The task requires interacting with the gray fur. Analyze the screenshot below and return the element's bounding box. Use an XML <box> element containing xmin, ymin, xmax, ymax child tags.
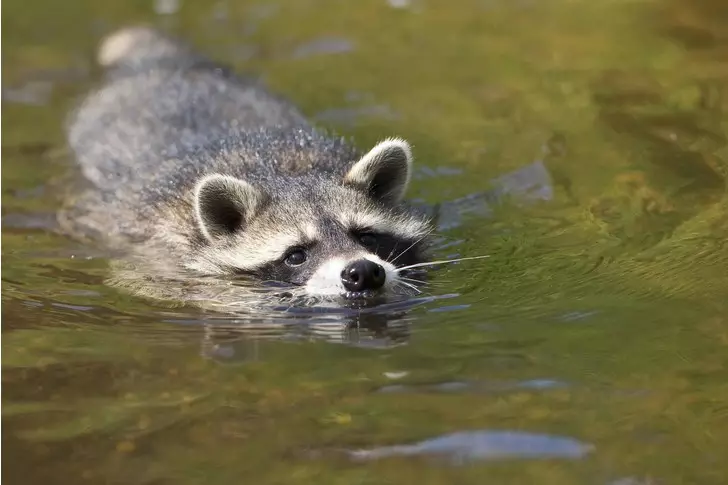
<box><xmin>58</xmin><ymin>27</ymin><xmax>433</xmax><ymax>308</ymax></box>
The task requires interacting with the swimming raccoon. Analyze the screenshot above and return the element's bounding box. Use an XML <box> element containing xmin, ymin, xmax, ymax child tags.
<box><xmin>58</xmin><ymin>26</ymin><xmax>434</xmax><ymax>307</ymax></box>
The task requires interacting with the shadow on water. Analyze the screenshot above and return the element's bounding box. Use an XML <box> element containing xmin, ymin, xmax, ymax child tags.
<box><xmin>3</xmin><ymin>0</ymin><xmax>728</xmax><ymax>484</ymax></box>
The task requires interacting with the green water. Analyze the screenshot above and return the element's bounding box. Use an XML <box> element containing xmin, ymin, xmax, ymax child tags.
<box><xmin>3</xmin><ymin>0</ymin><xmax>728</xmax><ymax>483</ymax></box>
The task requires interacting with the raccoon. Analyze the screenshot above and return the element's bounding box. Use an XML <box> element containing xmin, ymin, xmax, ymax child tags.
<box><xmin>59</xmin><ymin>27</ymin><xmax>433</xmax><ymax>306</ymax></box>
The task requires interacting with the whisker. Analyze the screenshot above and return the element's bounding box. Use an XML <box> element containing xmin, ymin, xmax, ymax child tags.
<box><xmin>396</xmin><ymin>255</ymin><xmax>490</xmax><ymax>272</ymax></box>
<box><xmin>395</xmin><ymin>281</ymin><xmax>421</xmax><ymax>295</ymax></box>
<box><xmin>389</xmin><ymin>227</ymin><xmax>436</xmax><ymax>265</ymax></box>
<box><xmin>401</xmin><ymin>281</ymin><xmax>448</xmax><ymax>291</ymax></box>
<box><xmin>398</xmin><ymin>276</ymin><xmax>427</xmax><ymax>285</ymax></box>
<box><xmin>385</xmin><ymin>240</ymin><xmax>400</xmax><ymax>263</ymax></box>
<box><xmin>399</xmin><ymin>280</ymin><xmax>421</xmax><ymax>292</ymax></box>
<box><xmin>398</xmin><ymin>276</ymin><xmax>448</xmax><ymax>287</ymax></box>
<box><xmin>397</xmin><ymin>275</ymin><xmax>442</xmax><ymax>286</ymax></box>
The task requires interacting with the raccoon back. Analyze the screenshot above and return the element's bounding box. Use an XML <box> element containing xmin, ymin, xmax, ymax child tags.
<box><xmin>67</xmin><ymin>27</ymin><xmax>313</xmax><ymax>193</ymax></box>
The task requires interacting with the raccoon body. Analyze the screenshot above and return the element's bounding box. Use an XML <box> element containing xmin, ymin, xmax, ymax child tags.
<box><xmin>60</xmin><ymin>27</ymin><xmax>432</xmax><ymax>304</ymax></box>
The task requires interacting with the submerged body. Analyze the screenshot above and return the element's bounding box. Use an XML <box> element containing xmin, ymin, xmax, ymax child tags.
<box><xmin>59</xmin><ymin>27</ymin><xmax>432</xmax><ymax>306</ymax></box>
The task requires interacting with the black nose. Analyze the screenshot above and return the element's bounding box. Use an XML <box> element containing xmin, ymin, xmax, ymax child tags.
<box><xmin>340</xmin><ymin>259</ymin><xmax>386</xmax><ymax>292</ymax></box>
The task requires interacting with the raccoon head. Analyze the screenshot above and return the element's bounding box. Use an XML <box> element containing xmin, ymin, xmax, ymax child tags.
<box><xmin>188</xmin><ymin>138</ymin><xmax>433</xmax><ymax>300</ymax></box>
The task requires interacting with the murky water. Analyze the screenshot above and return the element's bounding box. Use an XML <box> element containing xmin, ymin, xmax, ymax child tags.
<box><xmin>3</xmin><ymin>0</ymin><xmax>728</xmax><ymax>484</ymax></box>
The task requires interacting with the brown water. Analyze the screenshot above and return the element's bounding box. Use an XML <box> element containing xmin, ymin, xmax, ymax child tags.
<box><xmin>3</xmin><ymin>0</ymin><xmax>728</xmax><ymax>484</ymax></box>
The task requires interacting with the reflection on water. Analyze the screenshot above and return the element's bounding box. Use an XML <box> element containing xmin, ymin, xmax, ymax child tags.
<box><xmin>3</xmin><ymin>0</ymin><xmax>728</xmax><ymax>484</ymax></box>
<box><xmin>348</xmin><ymin>429</ymin><xmax>594</xmax><ymax>463</ymax></box>
<box><xmin>431</xmin><ymin>159</ymin><xmax>553</xmax><ymax>231</ymax></box>
<box><xmin>377</xmin><ymin>377</ymin><xmax>569</xmax><ymax>394</ymax></box>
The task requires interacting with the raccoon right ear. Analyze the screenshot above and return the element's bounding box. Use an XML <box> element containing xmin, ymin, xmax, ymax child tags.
<box><xmin>344</xmin><ymin>138</ymin><xmax>413</xmax><ymax>205</ymax></box>
<box><xmin>193</xmin><ymin>174</ymin><xmax>267</xmax><ymax>242</ymax></box>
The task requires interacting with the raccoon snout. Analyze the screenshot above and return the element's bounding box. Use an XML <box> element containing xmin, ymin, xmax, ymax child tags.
<box><xmin>340</xmin><ymin>259</ymin><xmax>386</xmax><ymax>292</ymax></box>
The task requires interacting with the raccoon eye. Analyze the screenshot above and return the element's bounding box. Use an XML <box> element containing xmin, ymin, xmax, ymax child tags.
<box><xmin>358</xmin><ymin>233</ymin><xmax>378</xmax><ymax>249</ymax></box>
<box><xmin>284</xmin><ymin>249</ymin><xmax>307</xmax><ymax>266</ymax></box>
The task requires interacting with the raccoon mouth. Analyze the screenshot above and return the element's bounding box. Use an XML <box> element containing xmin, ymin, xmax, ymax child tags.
<box><xmin>342</xmin><ymin>290</ymin><xmax>380</xmax><ymax>300</ymax></box>
<box><xmin>274</xmin><ymin>288</ymin><xmax>382</xmax><ymax>302</ymax></box>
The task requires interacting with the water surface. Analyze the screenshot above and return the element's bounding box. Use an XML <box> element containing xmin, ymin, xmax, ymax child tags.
<box><xmin>3</xmin><ymin>0</ymin><xmax>728</xmax><ymax>484</ymax></box>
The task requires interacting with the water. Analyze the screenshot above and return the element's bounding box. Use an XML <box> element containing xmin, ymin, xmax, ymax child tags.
<box><xmin>2</xmin><ymin>0</ymin><xmax>728</xmax><ymax>483</ymax></box>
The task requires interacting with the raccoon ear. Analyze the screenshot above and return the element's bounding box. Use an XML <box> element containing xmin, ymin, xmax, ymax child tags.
<box><xmin>193</xmin><ymin>174</ymin><xmax>267</xmax><ymax>242</ymax></box>
<box><xmin>344</xmin><ymin>138</ymin><xmax>413</xmax><ymax>204</ymax></box>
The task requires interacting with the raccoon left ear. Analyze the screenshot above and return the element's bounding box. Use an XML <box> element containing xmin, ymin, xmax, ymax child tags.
<box><xmin>344</xmin><ymin>138</ymin><xmax>413</xmax><ymax>204</ymax></box>
<box><xmin>193</xmin><ymin>174</ymin><xmax>267</xmax><ymax>242</ymax></box>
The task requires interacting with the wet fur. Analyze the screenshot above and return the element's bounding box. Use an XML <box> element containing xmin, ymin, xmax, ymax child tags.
<box><xmin>58</xmin><ymin>27</ymin><xmax>433</xmax><ymax>308</ymax></box>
